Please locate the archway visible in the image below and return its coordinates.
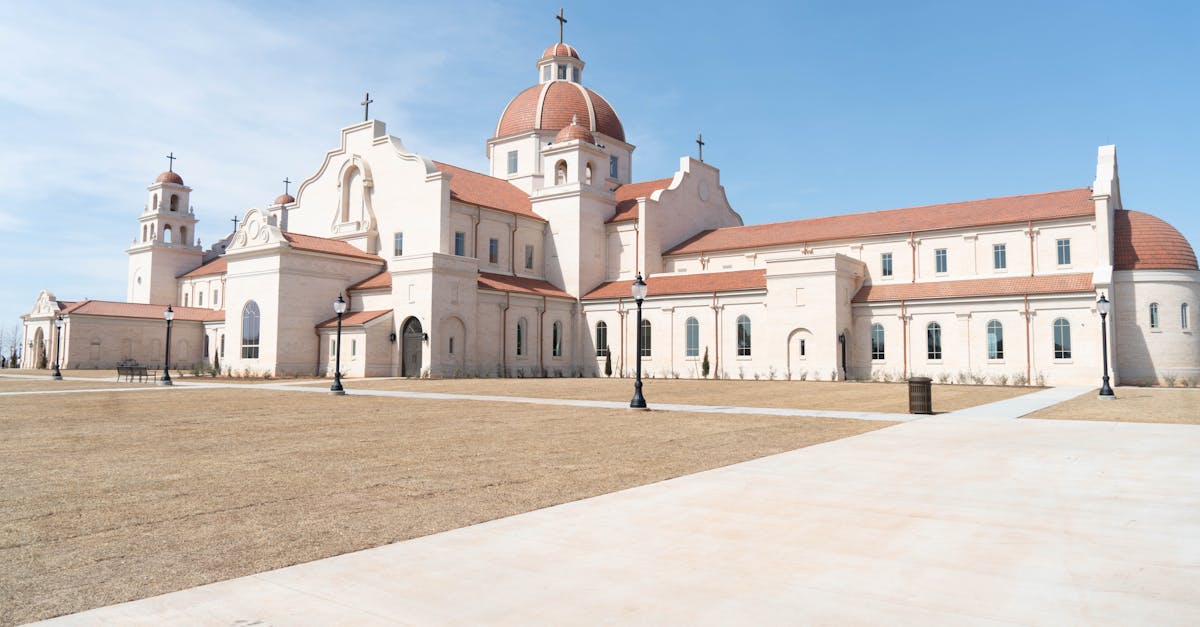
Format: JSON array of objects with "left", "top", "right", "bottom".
[
  {"left": 439, "top": 316, "right": 466, "bottom": 375},
  {"left": 787, "top": 328, "right": 813, "bottom": 379},
  {"left": 402, "top": 317, "right": 424, "bottom": 377},
  {"left": 32, "top": 327, "right": 45, "bottom": 369}
]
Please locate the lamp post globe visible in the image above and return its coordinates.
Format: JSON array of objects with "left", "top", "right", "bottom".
[
  {"left": 630, "top": 274, "right": 648, "bottom": 409},
  {"left": 51, "top": 315, "right": 64, "bottom": 380},
  {"left": 159, "top": 306, "right": 174, "bottom": 385},
  {"left": 331, "top": 294, "right": 347, "bottom": 395},
  {"left": 1097, "top": 294, "right": 1114, "bottom": 398}
]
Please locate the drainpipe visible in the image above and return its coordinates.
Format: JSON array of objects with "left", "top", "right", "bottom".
[
  {"left": 501, "top": 293, "right": 509, "bottom": 377},
  {"left": 510, "top": 216, "right": 518, "bottom": 275},
  {"left": 1027, "top": 220, "right": 1035, "bottom": 276},
  {"left": 711, "top": 291, "right": 720, "bottom": 379},
  {"left": 473, "top": 205, "right": 481, "bottom": 259},
  {"left": 634, "top": 220, "right": 640, "bottom": 277},
  {"left": 617, "top": 297, "right": 625, "bottom": 376},
  {"left": 539, "top": 295, "right": 547, "bottom": 377},
  {"left": 1024, "top": 294, "right": 1032, "bottom": 383},
  {"left": 909, "top": 232, "right": 917, "bottom": 284},
  {"left": 900, "top": 300, "right": 908, "bottom": 379}
]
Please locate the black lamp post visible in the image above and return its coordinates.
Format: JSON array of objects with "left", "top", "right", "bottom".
[
  {"left": 331, "top": 294, "right": 347, "bottom": 395},
  {"left": 837, "top": 332, "right": 847, "bottom": 381},
  {"left": 1097, "top": 293, "right": 1114, "bottom": 398},
  {"left": 630, "top": 273, "right": 648, "bottom": 409},
  {"left": 160, "top": 306, "right": 174, "bottom": 385},
  {"left": 51, "top": 315, "right": 64, "bottom": 380}
]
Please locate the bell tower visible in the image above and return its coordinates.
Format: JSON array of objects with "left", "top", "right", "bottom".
[{"left": 126, "top": 154, "right": 203, "bottom": 304}]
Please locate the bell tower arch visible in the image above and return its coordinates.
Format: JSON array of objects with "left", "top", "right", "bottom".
[{"left": 126, "top": 154, "right": 203, "bottom": 303}]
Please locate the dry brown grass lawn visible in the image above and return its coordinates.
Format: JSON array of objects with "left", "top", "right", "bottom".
[
  {"left": 1027, "top": 386, "right": 1200, "bottom": 424},
  {"left": 0, "top": 387, "right": 892, "bottom": 625},
  {"left": 325, "top": 378, "right": 1036, "bottom": 414},
  {"left": 0, "top": 378, "right": 144, "bottom": 393}
]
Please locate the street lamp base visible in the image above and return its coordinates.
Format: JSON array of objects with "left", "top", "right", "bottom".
[
  {"left": 329, "top": 388, "right": 346, "bottom": 396},
  {"left": 158, "top": 379, "right": 173, "bottom": 386},
  {"left": 51, "top": 374, "right": 62, "bottom": 380}
]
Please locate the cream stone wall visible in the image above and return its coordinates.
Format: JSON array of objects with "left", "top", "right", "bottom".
[{"left": 1113, "top": 269, "right": 1200, "bottom": 383}]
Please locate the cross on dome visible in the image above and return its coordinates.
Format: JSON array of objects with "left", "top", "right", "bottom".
[{"left": 556, "top": 8, "right": 567, "bottom": 44}]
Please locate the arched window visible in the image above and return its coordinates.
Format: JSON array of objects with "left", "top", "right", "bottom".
[
  {"left": 179, "top": 226, "right": 188, "bottom": 246},
  {"left": 736, "top": 315, "right": 752, "bottom": 356},
  {"left": 1053, "top": 318, "right": 1071, "bottom": 359},
  {"left": 241, "top": 301, "right": 260, "bottom": 359},
  {"left": 183, "top": 293, "right": 189, "bottom": 307},
  {"left": 640, "top": 319, "right": 652, "bottom": 357},
  {"left": 1150, "top": 302, "right": 1160, "bottom": 329},
  {"left": 213, "top": 289, "right": 220, "bottom": 306},
  {"left": 927, "top": 322, "right": 942, "bottom": 360},
  {"left": 169, "top": 194, "right": 179, "bottom": 211},
  {"left": 987, "top": 320, "right": 1004, "bottom": 360},
  {"left": 595, "top": 321, "right": 609, "bottom": 356},
  {"left": 871, "top": 323, "right": 885, "bottom": 360},
  {"left": 685, "top": 317, "right": 700, "bottom": 357},
  {"left": 554, "top": 160, "right": 568, "bottom": 185},
  {"left": 341, "top": 166, "right": 362, "bottom": 223},
  {"left": 585, "top": 162, "right": 593, "bottom": 185},
  {"left": 198, "top": 291, "right": 203, "bottom": 307},
  {"left": 552, "top": 321, "right": 563, "bottom": 357},
  {"left": 1183, "top": 303, "right": 1191, "bottom": 330},
  {"left": 150, "top": 224, "right": 156, "bottom": 240},
  {"left": 163, "top": 225, "right": 173, "bottom": 244},
  {"left": 142, "top": 225, "right": 148, "bottom": 242},
  {"left": 516, "top": 319, "right": 526, "bottom": 356}
]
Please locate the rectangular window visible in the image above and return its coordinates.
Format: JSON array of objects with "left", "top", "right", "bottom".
[
  {"left": 506, "top": 151, "right": 518, "bottom": 175},
  {"left": 871, "top": 325, "right": 885, "bottom": 360},
  {"left": 203, "top": 334, "right": 210, "bottom": 358},
  {"left": 489, "top": 238, "right": 499, "bottom": 264},
  {"left": 881, "top": 252, "right": 893, "bottom": 277},
  {"left": 351, "top": 339, "right": 357, "bottom": 357},
  {"left": 449, "top": 337, "right": 455, "bottom": 355},
  {"left": 454, "top": 231, "right": 465, "bottom": 256},
  {"left": 524, "top": 244, "right": 534, "bottom": 270},
  {"left": 220, "top": 335, "right": 225, "bottom": 357},
  {"left": 993, "top": 243, "right": 1007, "bottom": 270},
  {"left": 198, "top": 292, "right": 204, "bottom": 307},
  {"left": 799, "top": 339, "right": 806, "bottom": 358},
  {"left": 935, "top": 248, "right": 948, "bottom": 274},
  {"left": 609, "top": 155, "right": 618, "bottom": 178},
  {"left": 557, "top": 65, "right": 566, "bottom": 80},
  {"left": 1057, "top": 239, "right": 1071, "bottom": 266},
  {"left": 571, "top": 67, "right": 579, "bottom": 82},
  {"left": 542, "top": 66, "right": 551, "bottom": 82},
  {"left": 394, "top": 232, "right": 403, "bottom": 256},
  {"left": 927, "top": 325, "right": 942, "bottom": 360},
  {"left": 214, "top": 290, "right": 220, "bottom": 306}
]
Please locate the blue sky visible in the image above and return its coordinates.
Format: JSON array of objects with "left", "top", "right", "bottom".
[{"left": 1, "top": 1, "right": 1197, "bottom": 335}]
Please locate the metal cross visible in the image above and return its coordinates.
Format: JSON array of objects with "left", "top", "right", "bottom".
[
  {"left": 166, "top": 152, "right": 176, "bottom": 172},
  {"left": 361, "top": 92, "right": 373, "bottom": 121},
  {"left": 556, "top": 8, "right": 567, "bottom": 43},
  {"left": 231, "top": 215, "right": 240, "bottom": 231},
  {"left": 283, "top": 177, "right": 292, "bottom": 195},
  {"left": 696, "top": 133, "right": 705, "bottom": 162}
]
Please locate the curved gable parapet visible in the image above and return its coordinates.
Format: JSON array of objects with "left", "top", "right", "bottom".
[
  {"left": 1114, "top": 209, "right": 1198, "bottom": 271},
  {"left": 226, "top": 207, "right": 285, "bottom": 253}
]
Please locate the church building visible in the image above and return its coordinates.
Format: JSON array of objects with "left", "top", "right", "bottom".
[{"left": 21, "top": 32, "right": 1200, "bottom": 386}]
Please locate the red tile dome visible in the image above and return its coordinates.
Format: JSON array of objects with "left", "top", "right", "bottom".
[
  {"left": 274, "top": 193, "right": 296, "bottom": 205},
  {"left": 1114, "top": 209, "right": 1198, "bottom": 270},
  {"left": 156, "top": 171, "right": 184, "bottom": 185},
  {"left": 495, "top": 81, "right": 625, "bottom": 142},
  {"left": 542, "top": 43, "right": 580, "bottom": 60},
  {"left": 554, "top": 115, "right": 595, "bottom": 144}
]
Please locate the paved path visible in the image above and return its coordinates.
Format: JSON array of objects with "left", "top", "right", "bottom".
[{"left": 35, "top": 385, "right": 1200, "bottom": 625}]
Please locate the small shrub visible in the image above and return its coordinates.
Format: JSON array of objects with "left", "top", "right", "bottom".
[
  {"left": 1162, "top": 372, "right": 1178, "bottom": 388},
  {"left": 604, "top": 352, "right": 612, "bottom": 377},
  {"left": 969, "top": 372, "right": 987, "bottom": 385},
  {"left": 993, "top": 374, "right": 1009, "bottom": 386},
  {"left": 797, "top": 369, "right": 808, "bottom": 381},
  {"left": 738, "top": 366, "right": 745, "bottom": 380},
  {"left": 881, "top": 371, "right": 894, "bottom": 383},
  {"left": 767, "top": 366, "right": 777, "bottom": 381},
  {"left": 701, "top": 348, "right": 710, "bottom": 378},
  {"left": 1185, "top": 376, "right": 1199, "bottom": 388},
  {"left": 936, "top": 372, "right": 951, "bottom": 384},
  {"left": 1035, "top": 372, "right": 1046, "bottom": 387},
  {"left": 1012, "top": 372, "right": 1028, "bottom": 386},
  {"left": 956, "top": 371, "right": 969, "bottom": 385}
]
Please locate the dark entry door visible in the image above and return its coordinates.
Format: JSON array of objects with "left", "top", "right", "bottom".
[{"left": 402, "top": 318, "right": 423, "bottom": 377}]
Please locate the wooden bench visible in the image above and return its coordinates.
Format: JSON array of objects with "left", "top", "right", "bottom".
[{"left": 116, "top": 365, "right": 154, "bottom": 383}]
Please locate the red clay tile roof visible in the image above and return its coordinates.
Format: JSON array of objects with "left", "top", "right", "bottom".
[
  {"left": 542, "top": 43, "right": 581, "bottom": 59},
  {"left": 477, "top": 272, "right": 573, "bottom": 299},
  {"left": 348, "top": 271, "right": 391, "bottom": 291},
  {"left": 555, "top": 118, "right": 595, "bottom": 144},
  {"left": 608, "top": 178, "right": 674, "bottom": 223},
  {"left": 853, "top": 273, "right": 1094, "bottom": 303},
  {"left": 495, "top": 81, "right": 625, "bottom": 142},
  {"left": 273, "top": 193, "right": 296, "bottom": 205},
  {"left": 178, "top": 257, "right": 227, "bottom": 278},
  {"left": 281, "top": 232, "right": 384, "bottom": 262},
  {"left": 1113, "top": 209, "right": 1198, "bottom": 271},
  {"left": 60, "top": 300, "right": 225, "bottom": 322},
  {"left": 156, "top": 171, "right": 183, "bottom": 185},
  {"left": 432, "top": 161, "right": 543, "bottom": 221},
  {"left": 668, "top": 188, "right": 1095, "bottom": 256},
  {"left": 583, "top": 270, "right": 767, "bottom": 300},
  {"left": 316, "top": 310, "right": 391, "bottom": 328}
]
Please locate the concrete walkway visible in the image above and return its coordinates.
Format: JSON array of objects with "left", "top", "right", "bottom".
[{"left": 35, "top": 385, "right": 1200, "bottom": 625}]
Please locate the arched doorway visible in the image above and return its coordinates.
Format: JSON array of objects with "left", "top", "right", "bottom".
[
  {"left": 32, "top": 327, "right": 45, "bottom": 369},
  {"left": 402, "top": 317, "right": 423, "bottom": 377}
]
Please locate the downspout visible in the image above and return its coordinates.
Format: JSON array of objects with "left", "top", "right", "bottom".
[
  {"left": 712, "top": 291, "right": 720, "bottom": 379},
  {"left": 900, "top": 300, "right": 908, "bottom": 379},
  {"left": 909, "top": 232, "right": 917, "bottom": 283},
  {"left": 510, "top": 216, "right": 518, "bottom": 275},
  {"left": 473, "top": 205, "right": 481, "bottom": 259},
  {"left": 1024, "top": 294, "right": 1032, "bottom": 384},
  {"left": 618, "top": 297, "right": 625, "bottom": 376},
  {"left": 634, "top": 217, "right": 641, "bottom": 276},
  {"left": 501, "top": 293, "right": 510, "bottom": 376},
  {"left": 539, "top": 294, "right": 547, "bottom": 377},
  {"left": 1027, "top": 220, "right": 1036, "bottom": 276}
]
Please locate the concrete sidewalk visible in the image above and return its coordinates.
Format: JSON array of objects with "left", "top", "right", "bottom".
[{"left": 36, "top": 387, "right": 1200, "bottom": 626}]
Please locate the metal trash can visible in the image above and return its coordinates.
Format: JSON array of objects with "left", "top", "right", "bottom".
[{"left": 907, "top": 376, "right": 933, "bottom": 414}]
